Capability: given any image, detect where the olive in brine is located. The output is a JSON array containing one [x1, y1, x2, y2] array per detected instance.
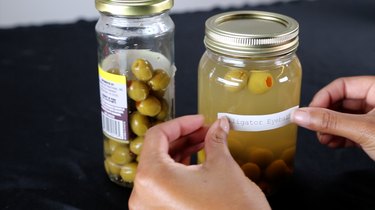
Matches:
[[136, 95, 161, 117], [265, 159, 291, 182], [128, 80, 149, 101], [104, 138, 120, 156], [104, 159, 121, 176], [155, 98, 169, 120], [130, 136, 144, 155], [248, 71, 273, 94], [241, 162, 261, 182], [120, 162, 138, 183], [130, 111, 150, 136], [223, 69, 248, 92], [152, 89, 166, 98], [247, 147, 274, 168], [280, 146, 296, 168], [148, 69, 170, 91], [110, 145, 133, 165], [131, 59, 153, 81]]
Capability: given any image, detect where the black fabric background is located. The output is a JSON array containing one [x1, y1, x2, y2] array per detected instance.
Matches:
[[1, 0, 375, 209]]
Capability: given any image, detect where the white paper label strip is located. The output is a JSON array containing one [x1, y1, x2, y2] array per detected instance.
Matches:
[[218, 106, 299, 132]]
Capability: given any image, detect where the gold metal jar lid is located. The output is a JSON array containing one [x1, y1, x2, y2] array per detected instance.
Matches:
[[204, 11, 299, 57], [95, 0, 173, 16]]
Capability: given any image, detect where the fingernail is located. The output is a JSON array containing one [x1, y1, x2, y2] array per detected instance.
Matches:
[[291, 109, 310, 127], [219, 117, 230, 134]]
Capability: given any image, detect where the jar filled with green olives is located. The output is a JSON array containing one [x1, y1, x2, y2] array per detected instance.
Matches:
[[95, 0, 175, 187], [197, 11, 302, 195]]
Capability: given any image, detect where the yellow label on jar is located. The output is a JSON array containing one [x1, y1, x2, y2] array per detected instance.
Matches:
[[98, 66, 127, 84], [98, 66, 129, 140]]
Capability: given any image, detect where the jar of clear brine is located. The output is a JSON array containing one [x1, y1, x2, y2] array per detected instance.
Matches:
[[95, 0, 175, 187], [197, 11, 302, 195]]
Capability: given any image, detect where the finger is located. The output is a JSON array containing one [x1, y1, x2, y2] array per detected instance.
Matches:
[[169, 127, 208, 160], [170, 140, 205, 164], [344, 140, 359, 148], [291, 107, 372, 146], [341, 99, 367, 113], [330, 99, 372, 114], [317, 132, 334, 145], [317, 132, 359, 148], [203, 117, 234, 167], [310, 76, 375, 108], [141, 115, 205, 161], [326, 139, 346, 148], [317, 132, 346, 145]]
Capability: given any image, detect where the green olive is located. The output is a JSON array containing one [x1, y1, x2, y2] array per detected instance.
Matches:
[[104, 139, 111, 156], [128, 80, 149, 101], [104, 138, 120, 156], [264, 159, 291, 182], [241, 162, 261, 182], [104, 159, 121, 176], [136, 95, 161, 117], [120, 162, 138, 183], [148, 69, 170, 91], [110, 144, 133, 165], [130, 136, 144, 155], [247, 147, 274, 168], [223, 69, 248, 92], [131, 59, 153, 81], [248, 71, 273, 94], [130, 111, 150, 136], [151, 89, 166, 98], [280, 146, 296, 168], [155, 98, 169, 120]]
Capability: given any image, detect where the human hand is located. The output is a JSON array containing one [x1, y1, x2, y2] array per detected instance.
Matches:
[[128, 115, 270, 210], [291, 76, 375, 160]]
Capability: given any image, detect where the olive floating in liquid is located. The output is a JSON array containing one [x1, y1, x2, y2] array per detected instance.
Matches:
[[248, 71, 273, 94], [128, 80, 150, 101], [136, 95, 161, 117], [130, 111, 150, 136], [223, 69, 248, 92], [148, 69, 170, 91], [131, 59, 153, 81]]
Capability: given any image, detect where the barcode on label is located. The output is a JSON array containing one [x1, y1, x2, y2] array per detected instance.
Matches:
[[101, 112, 125, 140]]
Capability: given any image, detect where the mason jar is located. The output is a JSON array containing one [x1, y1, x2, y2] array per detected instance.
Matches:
[[197, 11, 302, 195], [95, 0, 175, 187]]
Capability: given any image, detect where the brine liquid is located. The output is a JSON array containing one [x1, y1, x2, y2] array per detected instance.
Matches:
[[197, 52, 302, 194]]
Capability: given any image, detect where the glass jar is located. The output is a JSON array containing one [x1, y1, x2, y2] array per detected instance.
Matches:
[[95, 0, 175, 187], [197, 11, 302, 195]]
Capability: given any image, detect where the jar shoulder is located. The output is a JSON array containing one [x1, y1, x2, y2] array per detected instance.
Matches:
[[199, 50, 301, 70], [95, 13, 174, 36]]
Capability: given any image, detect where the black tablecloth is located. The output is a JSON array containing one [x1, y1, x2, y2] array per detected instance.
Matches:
[[1, 0, 375, 209]]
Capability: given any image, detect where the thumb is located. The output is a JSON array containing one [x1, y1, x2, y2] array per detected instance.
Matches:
[[291, 107, 373, 146], [203, 117, 235, 167]]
